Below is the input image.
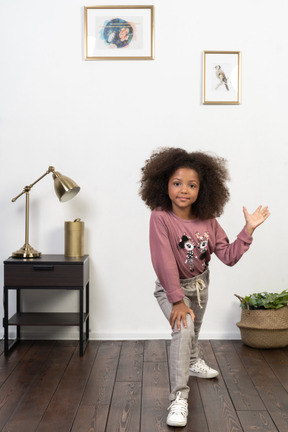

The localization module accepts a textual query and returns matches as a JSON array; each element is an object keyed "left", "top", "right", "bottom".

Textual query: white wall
[{"left": 0, "top": 0, "right": 287, "bottom": 341}]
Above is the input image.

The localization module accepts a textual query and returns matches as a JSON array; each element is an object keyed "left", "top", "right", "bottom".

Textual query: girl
[{"left": 139, "top": 147, "right": 270, "bottom": 427}]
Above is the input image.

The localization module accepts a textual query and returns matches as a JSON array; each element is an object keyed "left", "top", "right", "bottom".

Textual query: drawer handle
[{"left": 33, "top": 265, "right": 54, "bottom": 271}]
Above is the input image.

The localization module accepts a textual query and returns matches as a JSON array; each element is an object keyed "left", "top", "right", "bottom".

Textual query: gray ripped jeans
[{"left": 154, "top": 268, "right": 209, "bottom": 400}]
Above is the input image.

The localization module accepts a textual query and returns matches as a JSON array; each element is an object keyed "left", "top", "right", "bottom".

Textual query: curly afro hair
[{"left": 139, "top": 147, "right": 230, "bottom": 220}]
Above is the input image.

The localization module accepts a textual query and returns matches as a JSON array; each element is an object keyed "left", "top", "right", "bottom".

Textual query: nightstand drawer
[{"left": 4, "top": 264, "right": 84, "bottom": 287}]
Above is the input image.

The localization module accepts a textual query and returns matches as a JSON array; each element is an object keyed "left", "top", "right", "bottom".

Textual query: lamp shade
[{"left": 53, "top": 171, "right": 80, "bottom": 202}]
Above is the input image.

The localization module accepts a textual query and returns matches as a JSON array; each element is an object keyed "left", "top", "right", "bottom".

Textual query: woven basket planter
[{"left": 236, "top": 307, "right": 288, "bottom": 349}]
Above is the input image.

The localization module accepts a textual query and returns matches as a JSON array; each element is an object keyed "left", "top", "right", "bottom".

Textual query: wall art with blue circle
[{"left": 101, "top": 18, "right": 134, "bottom": 49}]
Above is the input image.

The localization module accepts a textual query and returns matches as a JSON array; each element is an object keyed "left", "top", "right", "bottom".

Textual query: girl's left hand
[{"left": 243, "top": 205, "right": 270, "bottom": 236}]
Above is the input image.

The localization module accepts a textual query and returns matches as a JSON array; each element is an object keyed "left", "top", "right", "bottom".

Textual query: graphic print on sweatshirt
[{"left": 178, "top": 232, "right": 209, "bottom": 272}]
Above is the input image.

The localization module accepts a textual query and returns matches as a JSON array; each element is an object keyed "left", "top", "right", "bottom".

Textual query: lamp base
[{"left": 12, "top": 243, "right": 41, "bottom": 258}]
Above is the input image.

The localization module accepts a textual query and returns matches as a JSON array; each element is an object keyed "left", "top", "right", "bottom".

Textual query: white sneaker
[
  {"left": 189, "top": 359, "right": 219, "bottom": 378},
  {"left": 167, "top": 391, "right": 188, "bottom": 427}
]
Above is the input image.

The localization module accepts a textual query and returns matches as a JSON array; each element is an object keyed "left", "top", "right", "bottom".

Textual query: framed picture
[
  {"left": 203, "top": 51, "right": 241, "bottom": 104},
  {"left": 84, "top": 6, "right": 154, "bottom": 60}
]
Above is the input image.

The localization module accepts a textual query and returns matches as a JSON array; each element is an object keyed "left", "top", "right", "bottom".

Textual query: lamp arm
[{"left": 11, "top": 166, "right": 55, "bottom": 202}]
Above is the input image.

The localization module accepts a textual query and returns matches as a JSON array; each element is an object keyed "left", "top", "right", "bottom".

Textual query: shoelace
[
  {"left": 192, "top": 359, "right": 209, "bottom": 371},
  {"left": 168, "top": 393, "right": 188, "bottom": 415},
  {"left": 194, "top": 279, "right": 206, "bottom": 309}
]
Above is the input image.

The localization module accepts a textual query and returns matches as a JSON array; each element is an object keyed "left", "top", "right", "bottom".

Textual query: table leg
[
  {"left": 79, "top": 286, "right": 84, "bottom": 356},
  {"left": 86, "top": 282, "right": 89, "bottom": 344},
  {"left": 16, "top": 289, "right": 21, "bottom": 341},
  {"left": 3, "top": 286, "right": 8, "bottom": 355}
]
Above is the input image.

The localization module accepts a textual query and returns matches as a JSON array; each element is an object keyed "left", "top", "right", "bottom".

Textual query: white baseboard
[{"left": 0, "top": 328, "right": 241, "bottom": 341}]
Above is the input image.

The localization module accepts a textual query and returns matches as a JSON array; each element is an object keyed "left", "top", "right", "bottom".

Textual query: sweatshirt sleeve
[
  {"left": 149, "top": 211, "right": 184, "bottom": 304},
  {"left": 213, "top": 221, "right": 253, "bottom": 266}
]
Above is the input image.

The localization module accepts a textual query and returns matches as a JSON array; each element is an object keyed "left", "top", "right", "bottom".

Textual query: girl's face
[{"left": 168, "top": 167, "right": 200, "bottom": 218}]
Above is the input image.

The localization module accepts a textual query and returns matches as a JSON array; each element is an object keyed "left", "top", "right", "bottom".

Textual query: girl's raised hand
[{"left": 243, "top": 205, "right": 270, "bottom": 236}]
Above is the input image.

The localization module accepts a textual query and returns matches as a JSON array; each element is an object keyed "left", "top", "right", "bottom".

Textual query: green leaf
[{"left": 236, "top": 290, "right": 288, "bottom": 310}]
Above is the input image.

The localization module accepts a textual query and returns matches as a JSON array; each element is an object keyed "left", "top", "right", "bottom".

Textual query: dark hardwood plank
[
  {"left": 185, "top": 378, "right": 209, "bottom": 432},
  {"left": 141, "top": 361, "right": 171, "bottom": 432},
  {"left": 197, "top": 341, "right": 243, "bottom": 432},
  {"left": 36, "top": 341, "right": 99, "bottom": 432},
  {"left": 0, "top": 340, "right": 33, "bottom": 386},
  {"left": 106, "top": 381, "right": 141, "bottom": 432},
  {"left": 0, "top": 341, "right": 57, "bottom": 430},
  {"left": 116, "top": 340, "right": 144, "bottom": 382},
  {"left": 2, "top": 344, "right": 76, "bottom": 432},
  {"left": 211, "top": 340, "right": 266, "bottom": 410},
  {"left": 256, "top": 386, "right": 288, "bottom": 432},
  {"left": 261, "top": 350, "right": 288, "bottom": 392},
  {"left": 237, "top": 411, "right": 278, "bottom": 432},
  {"left": 144, "top": 339, "right": 168, "bottom": 362},
  {"left": 71, "top": 405, "right": 110, "bottom": 432},
  {"left": 80, "top": 341, "right": 121, "bottom": 406},
  {"left": 233, "top": 340, "right": 280, "bottom": 386}
]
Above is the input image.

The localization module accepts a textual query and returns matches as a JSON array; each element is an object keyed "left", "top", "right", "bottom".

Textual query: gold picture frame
[
  {"left": 203, "top": 51, "right": 241, "bottom": 104},
  {"left": 84, "top": 5, "right": 155, "bottom": 60}
]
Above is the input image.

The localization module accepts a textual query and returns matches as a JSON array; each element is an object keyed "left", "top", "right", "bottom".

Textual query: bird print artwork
[{"left": 215, "top": 65, "right": 229, "bottom": 91}]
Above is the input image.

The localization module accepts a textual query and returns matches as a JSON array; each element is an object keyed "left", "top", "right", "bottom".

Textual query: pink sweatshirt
[{"left": 149, "top": 208, "right": 253, "bottom": 303}]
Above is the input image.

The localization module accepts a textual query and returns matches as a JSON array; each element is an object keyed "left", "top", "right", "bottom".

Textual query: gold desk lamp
[{"left": 11, "top": 166, "right": 80, "bottom": 258}]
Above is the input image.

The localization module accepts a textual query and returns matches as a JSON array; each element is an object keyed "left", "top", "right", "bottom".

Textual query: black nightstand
[{"left": 3, "top": 254, "right": 89, "bottom": 356}]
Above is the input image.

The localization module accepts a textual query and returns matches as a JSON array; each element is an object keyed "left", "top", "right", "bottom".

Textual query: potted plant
[{"left": 234, "top": 290, "right": 288, "bottom": 348}]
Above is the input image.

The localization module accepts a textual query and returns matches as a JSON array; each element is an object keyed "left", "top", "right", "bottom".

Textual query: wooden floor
[{"left": 0, "top": 339, "right": 288, "bottom": 432}]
